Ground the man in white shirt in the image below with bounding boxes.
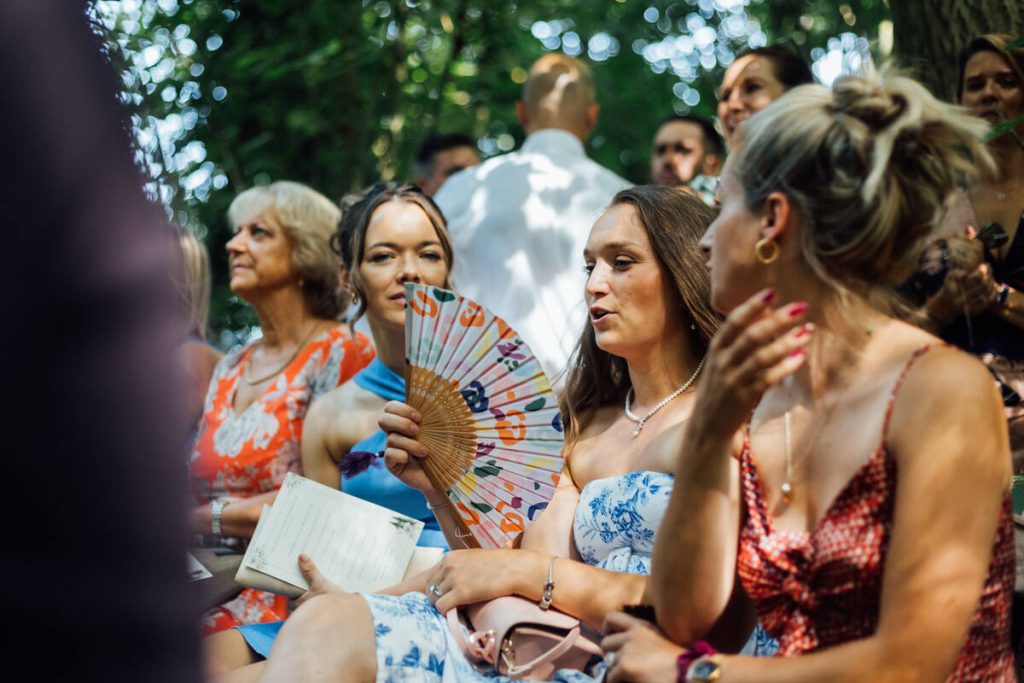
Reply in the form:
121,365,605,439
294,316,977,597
434,54,630,383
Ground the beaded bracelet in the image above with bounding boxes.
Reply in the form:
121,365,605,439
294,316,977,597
676,641,717,682
538,556,555,609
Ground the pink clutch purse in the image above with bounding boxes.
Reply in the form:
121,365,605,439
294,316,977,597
446,596,602,679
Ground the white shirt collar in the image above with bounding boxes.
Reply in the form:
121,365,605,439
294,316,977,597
519,128,587,159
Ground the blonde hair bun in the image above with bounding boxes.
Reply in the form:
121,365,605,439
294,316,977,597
733,67,993,290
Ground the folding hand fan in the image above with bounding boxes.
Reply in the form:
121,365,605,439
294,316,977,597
403,283,565,549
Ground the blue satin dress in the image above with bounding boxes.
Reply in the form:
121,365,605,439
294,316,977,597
236,358,447,657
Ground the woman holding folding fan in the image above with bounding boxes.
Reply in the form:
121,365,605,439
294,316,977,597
204,183,456,676
214,186,777,683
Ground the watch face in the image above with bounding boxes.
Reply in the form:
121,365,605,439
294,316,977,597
689,659,719,680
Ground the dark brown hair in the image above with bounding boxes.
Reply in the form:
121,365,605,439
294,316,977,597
331,183,454,323
559,186,721,447
737,45,814,91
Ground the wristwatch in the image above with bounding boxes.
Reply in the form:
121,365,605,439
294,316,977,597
210,498,229,536
686,654,724,682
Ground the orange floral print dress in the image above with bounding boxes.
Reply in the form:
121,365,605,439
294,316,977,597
190,324,374,634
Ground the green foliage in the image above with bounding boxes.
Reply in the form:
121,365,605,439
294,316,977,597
94,0,890,344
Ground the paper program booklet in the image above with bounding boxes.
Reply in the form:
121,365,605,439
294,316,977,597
236,473,443,598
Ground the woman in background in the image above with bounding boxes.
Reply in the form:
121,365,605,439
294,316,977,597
177,229,222,432
191,181,374,634
717,45,814,148
916,34,1024,467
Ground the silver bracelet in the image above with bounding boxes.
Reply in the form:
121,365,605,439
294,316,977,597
426,498,450,511
210,498,228,536
538,556,555,610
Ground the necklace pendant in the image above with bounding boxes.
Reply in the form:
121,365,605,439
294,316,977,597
631,425,642,438
780,481,793,505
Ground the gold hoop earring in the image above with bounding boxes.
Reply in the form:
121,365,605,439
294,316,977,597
754,238,780,265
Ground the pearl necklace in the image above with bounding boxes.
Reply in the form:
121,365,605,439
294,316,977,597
624,354,707,438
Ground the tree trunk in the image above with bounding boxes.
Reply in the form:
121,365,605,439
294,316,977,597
891,0,1023,101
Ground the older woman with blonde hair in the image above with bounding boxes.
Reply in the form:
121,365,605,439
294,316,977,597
190,180,374,634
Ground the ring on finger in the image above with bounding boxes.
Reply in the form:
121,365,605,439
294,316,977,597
429,583,443,599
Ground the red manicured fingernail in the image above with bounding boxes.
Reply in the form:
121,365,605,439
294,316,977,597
787,347,806,359
761,289,776,303
788,302,809,317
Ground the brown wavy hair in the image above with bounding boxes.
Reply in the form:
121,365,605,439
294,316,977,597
559,186,721,447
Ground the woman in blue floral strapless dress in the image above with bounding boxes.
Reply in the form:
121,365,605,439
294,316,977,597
221,188,775,683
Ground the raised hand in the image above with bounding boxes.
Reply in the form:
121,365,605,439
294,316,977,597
688,289,812,445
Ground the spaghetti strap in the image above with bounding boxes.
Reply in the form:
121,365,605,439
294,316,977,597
880,343,949,439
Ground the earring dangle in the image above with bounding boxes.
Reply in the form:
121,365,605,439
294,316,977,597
754,238,780,265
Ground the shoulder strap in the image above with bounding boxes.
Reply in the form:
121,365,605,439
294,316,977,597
881,344,948,439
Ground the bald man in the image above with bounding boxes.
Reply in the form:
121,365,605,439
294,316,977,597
435,54,630,381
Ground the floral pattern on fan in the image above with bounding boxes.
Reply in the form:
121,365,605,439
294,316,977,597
404,283,564,549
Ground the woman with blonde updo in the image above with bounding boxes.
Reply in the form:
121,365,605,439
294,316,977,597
602,71,1014,681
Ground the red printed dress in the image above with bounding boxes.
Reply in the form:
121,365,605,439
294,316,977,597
737,346,1014,680
190,324,374,634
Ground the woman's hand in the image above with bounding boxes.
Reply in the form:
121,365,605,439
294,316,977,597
688,289,812,445
928,263,1001,322
292,553,347,607
601,611,684,683
423,548,546,613
954,261,1001,314
379,400,438,495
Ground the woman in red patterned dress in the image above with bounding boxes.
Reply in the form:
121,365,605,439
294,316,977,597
190,181,374,634
602,72,1015,681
